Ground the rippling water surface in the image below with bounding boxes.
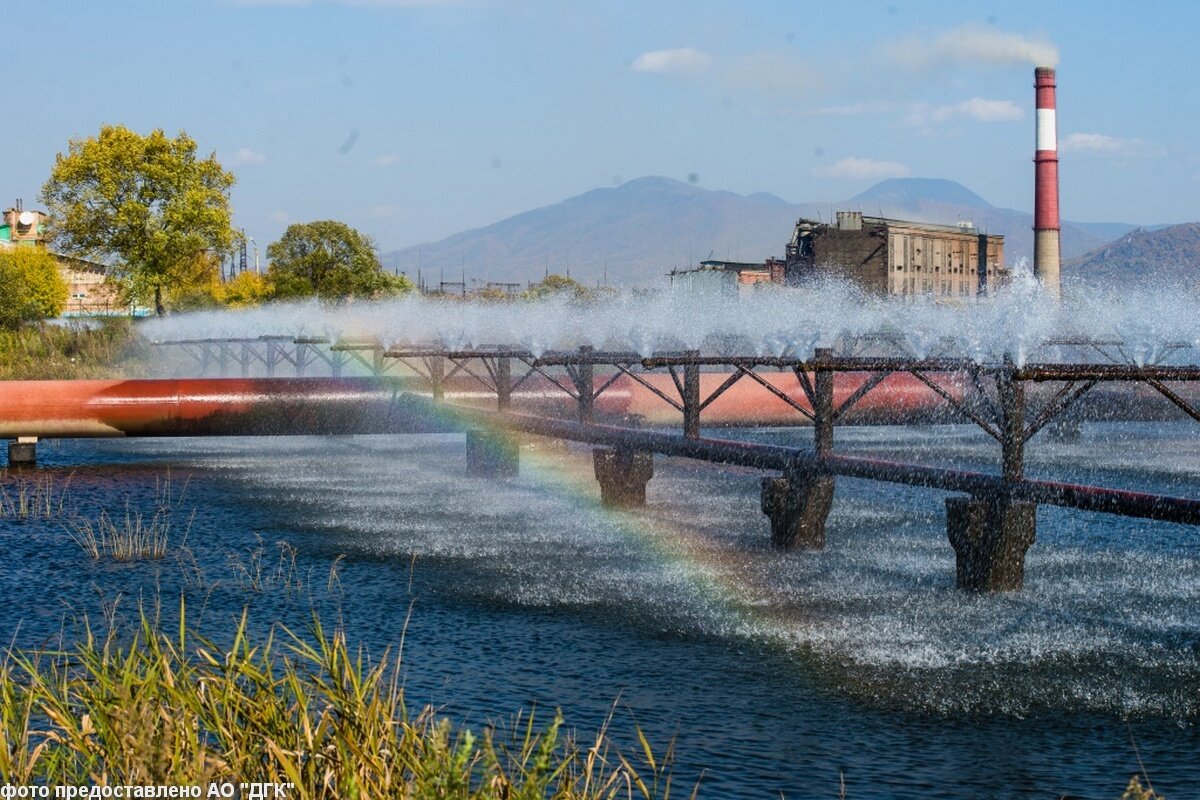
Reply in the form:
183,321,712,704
3,423,1198,798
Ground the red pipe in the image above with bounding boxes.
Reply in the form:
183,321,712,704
0,378,416,438
0,373,961,439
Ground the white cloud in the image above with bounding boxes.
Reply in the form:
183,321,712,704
630,48,712,76
1060,133,1162,157
231,147,267,166
814,157,910,180
953,97,1023,122
374,153,401,168
902,97,1023,128
888,23,1059,70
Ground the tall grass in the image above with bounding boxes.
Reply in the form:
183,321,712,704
0,604,687,797
0,471,71,519
67,504,192,561
228,536,307,594
0,319,142,379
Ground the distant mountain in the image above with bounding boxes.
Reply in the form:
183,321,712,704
849,178,993,209
839,179,1138,268
387,176,824,286
1064,223,1200,289
384,176,1147,286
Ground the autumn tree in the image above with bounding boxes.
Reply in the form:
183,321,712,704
215,270,275,308
40,125,236,315
523,273,594,301
267,221,413,301
0,248,68,328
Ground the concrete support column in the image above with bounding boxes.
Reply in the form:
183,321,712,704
574,346,594,424
495,354,512,411
682,354,701,439
947,361,1037,590
760,470,835,550
812,350,835,459
428,356,445,402
592,448,653,507
7,437,37,468
295,344,308,377
946,496,1037,591
761,349,838,550
466,430,518,477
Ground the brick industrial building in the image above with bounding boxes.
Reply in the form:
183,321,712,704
673,211,1006,299
786,211,1005,297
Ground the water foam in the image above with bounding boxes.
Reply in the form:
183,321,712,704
142,275,1200,367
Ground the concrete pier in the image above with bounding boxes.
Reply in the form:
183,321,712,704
7,437,37,468
946,496,1037,591
593,448,653,507
466,430,519,477
760,472,835,550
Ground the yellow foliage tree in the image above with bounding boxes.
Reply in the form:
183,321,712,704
215,271,275,308
0,248,68,328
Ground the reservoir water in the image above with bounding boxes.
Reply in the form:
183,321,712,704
3,422,1198,798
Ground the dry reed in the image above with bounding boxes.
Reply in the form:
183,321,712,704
0,604,688,798
66,503,192,561
0,471,71,519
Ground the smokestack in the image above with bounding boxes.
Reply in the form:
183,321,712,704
1033,66,1061,298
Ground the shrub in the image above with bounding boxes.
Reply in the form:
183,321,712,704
0,247,68,328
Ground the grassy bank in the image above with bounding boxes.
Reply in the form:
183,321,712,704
0,607,681,797
0,320,142,380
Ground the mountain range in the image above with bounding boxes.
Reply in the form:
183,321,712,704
1064,223,1200,290
383,176,1165,287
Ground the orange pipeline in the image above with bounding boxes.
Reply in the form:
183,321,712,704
0,372,961,440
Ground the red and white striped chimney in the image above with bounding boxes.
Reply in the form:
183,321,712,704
1033,66,1061,298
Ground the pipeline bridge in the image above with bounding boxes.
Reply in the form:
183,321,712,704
2,334,1199,593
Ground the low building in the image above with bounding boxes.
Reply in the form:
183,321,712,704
2,201,142,316
669,259,786,297
785,211,1005,297
55,254,132,317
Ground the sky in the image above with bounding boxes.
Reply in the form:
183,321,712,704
5,0,1199,257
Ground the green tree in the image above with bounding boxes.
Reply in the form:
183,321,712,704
266,220,413,301
40,125,236,316
0,248,68,328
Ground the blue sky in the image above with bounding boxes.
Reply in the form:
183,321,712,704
5,0,1198,254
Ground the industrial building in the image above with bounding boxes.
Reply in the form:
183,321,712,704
0,202,47,245
670,212,1005,299
668,259,784,296
1,200,134,317
785,211,1005,297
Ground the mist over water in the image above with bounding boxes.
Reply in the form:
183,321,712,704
130,272,1200,719
123,271,1200,793
143,273,1200,367
142,425,1198,721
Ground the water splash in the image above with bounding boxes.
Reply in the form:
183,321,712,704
142,277,1200,367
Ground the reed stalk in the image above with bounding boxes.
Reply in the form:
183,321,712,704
66,504,190,561
0,604,685,797
0,471,71,519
